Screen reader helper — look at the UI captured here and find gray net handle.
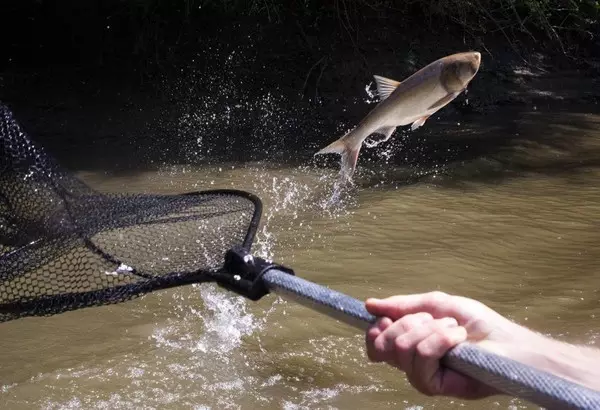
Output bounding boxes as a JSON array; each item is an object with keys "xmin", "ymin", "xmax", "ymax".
[{"xmin": 261, "ymin": 268, "xmax": 600, "ymax": 410}]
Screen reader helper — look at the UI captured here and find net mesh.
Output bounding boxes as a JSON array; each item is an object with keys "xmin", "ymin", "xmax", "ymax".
[{"xmin": 0, "ymin": 102, "xmax": 261, "ymax": 322}]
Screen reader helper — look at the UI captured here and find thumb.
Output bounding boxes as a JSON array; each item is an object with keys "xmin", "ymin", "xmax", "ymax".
[
  {"xmin": 365, "ymin": 296, "xmax": 412, "ymax": 320},
  {"xmin": 366, "ymin": 292, "xmax": 461, "ymax": 321}
]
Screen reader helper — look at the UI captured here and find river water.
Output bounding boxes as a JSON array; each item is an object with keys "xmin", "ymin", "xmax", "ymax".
[{"xmin": 1, "ymin": 103, "xmax": 600, "ymax": 409}]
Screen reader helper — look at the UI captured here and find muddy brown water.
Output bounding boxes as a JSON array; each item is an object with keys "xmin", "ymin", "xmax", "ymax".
[{"xmin": 1, "ymin": 105, "xmax": 600, "ymax": 409}]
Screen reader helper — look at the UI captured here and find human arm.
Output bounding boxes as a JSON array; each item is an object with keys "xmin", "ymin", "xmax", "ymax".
[{"xmin": 364, "ymin": 291, "xmax": 600, "ymax": 398}]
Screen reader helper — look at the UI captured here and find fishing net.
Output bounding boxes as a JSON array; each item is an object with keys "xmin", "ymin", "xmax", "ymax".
[{"xmin": 0, "ymin": 102, "xmax": 261, "ymax": 322}]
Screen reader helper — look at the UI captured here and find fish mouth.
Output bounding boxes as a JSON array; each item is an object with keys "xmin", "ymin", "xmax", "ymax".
[
  {"xmin": 472, "ymin": 51, "xmax": 482, "ymax": 68},
  {"xmin": 467, "ymin": 51, "xmax": 482, "ymax": 79}
]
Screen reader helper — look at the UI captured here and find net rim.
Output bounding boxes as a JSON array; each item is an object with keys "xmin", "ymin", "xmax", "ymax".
[{"xmin": 179, "ymin": 188, "xmax": 263, "ymax": 252}]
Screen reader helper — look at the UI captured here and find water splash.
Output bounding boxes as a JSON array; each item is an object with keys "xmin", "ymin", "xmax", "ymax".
[
  {"xmin": 364, "ymin": 80, "xmax": 379, "ymax": 104},
  {"xmin": 151, "ymin": 283, "xmax": 259, "ymax": 355},
  {"xmin": 196, "ymin": 285, "xmax": 258, "ymax": 354},
  {"xmin": 157, "ymin": 38, "xmax": 329, "ymax": 169}
]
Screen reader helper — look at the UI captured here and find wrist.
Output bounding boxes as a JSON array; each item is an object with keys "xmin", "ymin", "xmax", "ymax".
[{"xmin": 479, "ymin": 325, "xmax": 600, "ymax": 391}]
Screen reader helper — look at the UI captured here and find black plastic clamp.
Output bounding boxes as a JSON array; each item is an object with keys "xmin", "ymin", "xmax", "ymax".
[{"xmin": 215, "ymin": 245, "xmax": 296, "ymax": 301}]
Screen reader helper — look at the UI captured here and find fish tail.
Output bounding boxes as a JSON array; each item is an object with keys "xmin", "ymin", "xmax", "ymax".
[{"xmin": 315, "ymin": 129, "xmax": 363, "ymax": 180}]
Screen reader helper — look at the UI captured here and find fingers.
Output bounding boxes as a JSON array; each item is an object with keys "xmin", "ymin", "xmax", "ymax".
[
  {"xmin": 366, "ymin": 314, "xmax": 468, "ymax": 397},
  {"xmin": 364, "ymin": 291, "xmax": 502, "ymax": 399},
  {"xmin": 367, "ymin": 314, "xmax": 458, "ymax": 365},
  {"xmin": 409, "ymin": 324, "xmax": 497, "ymax": 399},
  {"xmin": 366, "ymin": 313, "xmax": 433, "ymax": 362},
  {"xmin": 365, "ymin": 291, "xmax": 471, "ymax": 324},
  {"xmin": 395, "ymin": 317, "xmax": 459, "ymax": 374},
  {"xmin": 410, "ymin": 326, "xmax": 468, "ymax": 396},
  {"xmin": 377, "ymin": 312, "xmax": 435, "ymax": 358},
  {"xmin": 365, "ymin": 316, "xmax": 393, "ymax": 360}
]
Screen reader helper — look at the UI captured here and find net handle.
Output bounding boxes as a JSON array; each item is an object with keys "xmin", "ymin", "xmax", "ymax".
[{"xmin": 259, "ymin": 268, "xmax": 600, "ymax": 410}]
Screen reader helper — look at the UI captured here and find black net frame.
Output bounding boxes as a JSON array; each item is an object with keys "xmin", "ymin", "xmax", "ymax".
[{"xmin": 0, "ymin": 102, "xmax": 262, "ymax": 322}]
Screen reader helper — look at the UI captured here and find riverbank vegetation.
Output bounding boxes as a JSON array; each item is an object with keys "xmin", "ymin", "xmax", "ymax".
[{"xmin": 2, "ymin": 0, "xmax": 598, "ymax": 80}]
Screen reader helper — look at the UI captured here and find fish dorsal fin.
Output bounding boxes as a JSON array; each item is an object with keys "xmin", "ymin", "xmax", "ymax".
[{"xmin": 373, "ymin": 75, "xmax": 401, "ymax": 100}]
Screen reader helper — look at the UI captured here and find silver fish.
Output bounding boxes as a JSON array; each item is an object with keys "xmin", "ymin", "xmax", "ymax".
[{"xmin": 315, "ymin": 51, "xmax": 482, "ymax": 181}]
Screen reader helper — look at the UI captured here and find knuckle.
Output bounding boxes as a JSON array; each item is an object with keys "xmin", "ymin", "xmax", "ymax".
[
  {"xmin": 437, "ymin": 317, "xmax": 458, "ymax": 328},
  {"xmin": 436, "ymin": 329, "xmax": 458, "ymax": 349},
  {"xmin": 373, "ymin": 336, "xmax": 387, "ymax": 354},
  {"xmin": 394, "ymin": 335, "xmax": 413, "ymax": 352},
  {"xmin": 427, "ymin": 291, "xmax": 450, "ymax": 306},
  {"xmin": 366, "ymin": 327, "xmax": 380, "ymax": 343},
  {"xmin": 399, "ymin": 316, "xmax": 416, "ymax": 331},
  {"xmin": 416, "ymin": 340, "xmax": 435, "ymax": 358},
  {"xmin": 401, "ymin": 312, "xmax": 431, "ymax": 330},
  {"xmin": 417, "ymin": 312, "xmax": 434, "ymax": 322},
  {"xmin": 424, "ymin": 291, "xmax": 455, "ymax": 317},
  {"xmin": 375, "ymin": 317, "xmax": 392, "ymax": 331}
]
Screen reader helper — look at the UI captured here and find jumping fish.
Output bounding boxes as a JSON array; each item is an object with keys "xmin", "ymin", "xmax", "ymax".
[{"xmin": 315, "ymin": 51, "xmax": 482, "ymax": 180}]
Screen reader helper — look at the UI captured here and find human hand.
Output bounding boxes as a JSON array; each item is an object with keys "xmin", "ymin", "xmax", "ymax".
[{"xmin": 364, "ymin": 291, "xmax": 531, "ymax": 399}]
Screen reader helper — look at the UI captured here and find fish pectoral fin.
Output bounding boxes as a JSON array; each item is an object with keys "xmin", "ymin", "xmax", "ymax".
[
  {"xmin": 410, "ymin": 115, "xmax": 430, "ymax": 131},
  {"xmin": 376, "ymin": 125, "xmax": 396, "ymax": 142},
  {"xmin": 364, "ymin": 126, "xmax": 396, "ymax": 148},
  {"xmin": 427, "ymin": 90, "xmax": 462, "ymax": 111},
  {"xmin": 373, "ymin": 75, "xmax": 401, "ymax": 101}
]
